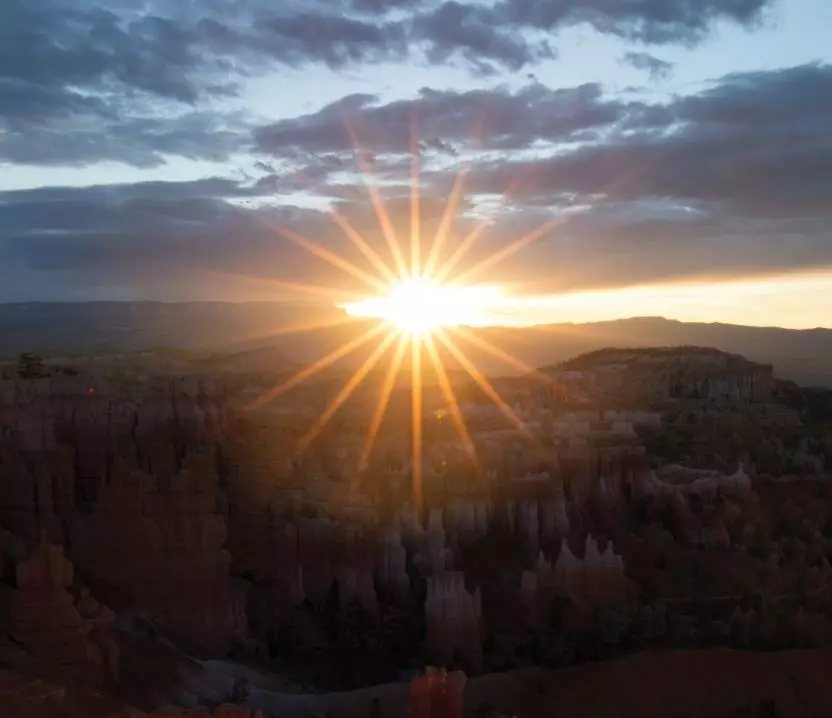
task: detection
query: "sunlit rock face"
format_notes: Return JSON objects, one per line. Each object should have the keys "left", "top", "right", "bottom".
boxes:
{"left": 72, "top": 454, "right": 247, "bottom": 656}
{"left": 553, "top": 536, "right": 626, "bottom": 606}
{"left": 424, "top": 572, "right": 482, "bottom": 671}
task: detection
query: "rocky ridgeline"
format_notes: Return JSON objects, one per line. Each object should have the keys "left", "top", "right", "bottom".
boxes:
{"left": 550, "top": 347, "right": 775, "bottom": 405}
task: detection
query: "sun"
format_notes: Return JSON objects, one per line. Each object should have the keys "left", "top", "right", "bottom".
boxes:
{"left": 341, "top": 277, "right": 500, "bottom": 335}
{"left": 243, "top": 105, "right": 562, "bottom": 509}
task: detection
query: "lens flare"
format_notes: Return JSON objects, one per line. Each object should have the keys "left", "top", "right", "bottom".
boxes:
{"left": 342, "top": 278, "right": 503, "bottom": 335}
{"left": 247, "top": 103, "right": 576, "bottom": 508}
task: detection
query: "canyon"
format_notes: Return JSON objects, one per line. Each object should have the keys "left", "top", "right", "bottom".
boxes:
{"left": 0, "top": 345, "right": 830, "bottom": 716}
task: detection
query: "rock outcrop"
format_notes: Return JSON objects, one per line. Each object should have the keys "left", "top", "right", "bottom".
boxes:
{"left": 414, "top": 510, "right": 453, "bottom": 577}
{"left": 553, "top": 536, "right": 626, "bottom": 606}
{"left": 72, "top": 454, "right": 246, "bottom": 656}
{"left": 425, "top": 572, "right": 482, "bottom": 670}
{"left": 377, "top": 523, "right": 410, "bottom": 599}
{"left": 0, "top": 376, "right": 230, "bottom": 547}
{"left": 549, "top": 347, "right": 774, "bottom": 405}
{"left": 3, "top": 534, "right": 117, "bottom": 682}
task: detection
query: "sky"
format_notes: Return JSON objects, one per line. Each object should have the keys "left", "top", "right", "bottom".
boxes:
{"left": 1, "top": 0, "right": 831, "bottom": 329}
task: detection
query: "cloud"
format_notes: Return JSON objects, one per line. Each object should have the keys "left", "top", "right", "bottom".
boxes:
{"left": 0, "top": 1, "right": 212, "bottom": 109}
{"left": 0, "top": 0, "right": 776, "bottom": 168}
{"left": 446, "top": 64, "right": 832, "bottom": 217}
{"left": 0, "top": 108, "right": 251, "bottom": 167}
{"left": 0, "top": 178, "right": 343, "bottom": 300}
{"left": 412, "top": 1, "right": 555, "bottom": 75}
{"left": 621, "top": 52, "right": 675, "bottom": 81}
{"left": 499, "top": 0, "right": 772, "bottom": 45}
{"left": 254, "top": 62, "right": 832, "bottom": 292}
{"left": 255, "top": 83, "right": 635, "bottom": 159}
{"left": 6, "top": 39, "right": 832, "bottom": 302}
{"left": 1, "top": 0, "right": 775, "bottom": 120}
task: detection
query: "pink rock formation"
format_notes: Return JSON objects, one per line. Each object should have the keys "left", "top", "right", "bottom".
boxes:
{"left": 553, "top": 536, "right": 626, "bottom": 605}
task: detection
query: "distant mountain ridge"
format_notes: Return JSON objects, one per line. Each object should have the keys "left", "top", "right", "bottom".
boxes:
{"left": 0, "top": 303, "right": 830, "bottom": 387}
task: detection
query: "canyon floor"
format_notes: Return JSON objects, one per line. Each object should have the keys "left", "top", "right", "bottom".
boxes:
{"left": 5, "top": 649, "right": 832, "bottom": 717}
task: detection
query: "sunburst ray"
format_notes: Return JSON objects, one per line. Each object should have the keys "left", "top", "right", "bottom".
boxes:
{"left": 359, "top": 332, "right": 409, "bottom": 471}
{"left": 248, "top": 321, "right": 391, "bottom": 410}
{"left": 261, "top": 216, "right": 390, "bottom": 295}
{"left": 449, "top": 325, "right": 589, "bottom": 404}
{"left": 451, "top": 213, "right": 566, "bottom": 287}
{"left": 447, "top": 325, "right": 551, "bottom": 382}
{"left": 424, "top": 334, "right": 479, "bottom": 469}
{"left": 440, "top": 149, "right": 672, "bottom": 286}
{"left": 434, "top": 170, "right": 532, "bottom": 284}
{"left": 422, "top": 105, "right": 492, "bottom": 279}
{"left": 329, "top": 210, "right": 398, "bottom": 285}
{"left": 295, "top": 330, "right": 399, "bottom": 456}
{"left": 423, "top": 167, "right": 469, "bottom": 279}
{"left": 410, "top": 106, "right": 421, "bottom": 279}
{"left": 434, "top": 328, "right": 529, "bottom": 435}
{"left": 339, "top": 108, "right": 409, "bottom": 278}
{"left": 229, "top": 314, "right": 369, "bottom": 348}
{"left": 198, "top": 268, "right": 366, "bottom": 303}
{"left": 411, "top": 333, "right": 423, "bottom": 510}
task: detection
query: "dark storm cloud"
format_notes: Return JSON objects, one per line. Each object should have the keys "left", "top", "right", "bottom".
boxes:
{"left": 621, "top": 52, "right": 675, "bottom": 80}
